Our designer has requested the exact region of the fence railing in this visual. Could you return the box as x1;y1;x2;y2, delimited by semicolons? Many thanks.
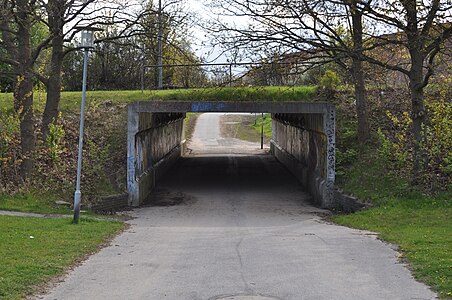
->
140;61;317;91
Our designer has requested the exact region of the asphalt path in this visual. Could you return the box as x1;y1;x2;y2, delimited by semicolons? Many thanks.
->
188;113;267;155
37;113;436;300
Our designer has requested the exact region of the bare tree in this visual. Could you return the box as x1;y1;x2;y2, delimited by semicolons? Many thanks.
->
138;0;198;88
0;0;51;178
206;0;372;142
0;0;145;178
206;0;452;182
39;0;146;138
357;0;452;182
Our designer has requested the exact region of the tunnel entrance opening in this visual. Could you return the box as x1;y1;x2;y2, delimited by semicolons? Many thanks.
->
127;101;335;208
186;112;271;157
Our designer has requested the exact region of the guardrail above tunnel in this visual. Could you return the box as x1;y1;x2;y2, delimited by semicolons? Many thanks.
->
127;101;335;208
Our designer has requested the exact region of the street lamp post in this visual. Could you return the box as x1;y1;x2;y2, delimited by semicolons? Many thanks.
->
157;0;163;89
73;29;95;224
261;113;264;149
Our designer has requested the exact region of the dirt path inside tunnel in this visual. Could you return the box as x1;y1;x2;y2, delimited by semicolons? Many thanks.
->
36;113;436;300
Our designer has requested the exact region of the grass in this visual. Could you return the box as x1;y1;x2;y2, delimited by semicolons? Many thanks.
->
220;114;260;143
0;86;318;112
183;112;201;142
0;216;124;299
334;146;452;298
251;113;272;140
0;192;108;218
0;193;73;215
334;195;451;298
219;113;272;144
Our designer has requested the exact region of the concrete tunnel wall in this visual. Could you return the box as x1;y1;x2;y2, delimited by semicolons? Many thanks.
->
127;107;185;206
271;110;335;208
127;101;335;208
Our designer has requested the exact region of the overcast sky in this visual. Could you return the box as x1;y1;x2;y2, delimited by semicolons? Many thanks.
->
184;0;223;63
183;0;248;63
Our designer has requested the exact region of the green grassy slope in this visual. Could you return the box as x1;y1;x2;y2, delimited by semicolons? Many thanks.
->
0;86;318;113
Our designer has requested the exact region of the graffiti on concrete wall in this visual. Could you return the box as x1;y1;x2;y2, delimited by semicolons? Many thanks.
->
272;108;335;207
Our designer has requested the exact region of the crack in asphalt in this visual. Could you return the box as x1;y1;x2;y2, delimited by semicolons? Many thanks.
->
234;237;255;295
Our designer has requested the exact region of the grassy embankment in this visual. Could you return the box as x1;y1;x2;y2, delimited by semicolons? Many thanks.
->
0;216;124;300
251;113;272;140
0;86;318;112
220;113;272;143
183;112;201;143
330;86;451;298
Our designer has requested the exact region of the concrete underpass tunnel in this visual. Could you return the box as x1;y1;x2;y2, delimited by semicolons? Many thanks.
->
127;101;336;208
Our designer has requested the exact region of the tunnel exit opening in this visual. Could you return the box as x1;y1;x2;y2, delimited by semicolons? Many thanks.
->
127;101;335;209
186;112;271;157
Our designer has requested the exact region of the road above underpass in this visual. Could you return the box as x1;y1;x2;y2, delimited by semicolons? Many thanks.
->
37;113;436;300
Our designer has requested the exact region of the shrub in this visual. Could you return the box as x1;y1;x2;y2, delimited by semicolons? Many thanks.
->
376;85;452;190
46;113;66;162
319;70;341;91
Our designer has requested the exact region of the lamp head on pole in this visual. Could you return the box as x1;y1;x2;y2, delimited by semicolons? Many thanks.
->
80;30;94;48
76;26;103;49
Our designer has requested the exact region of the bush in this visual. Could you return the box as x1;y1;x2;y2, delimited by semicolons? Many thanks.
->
0;103;127;204
423;90;452;189
0;110;22;190
46;113;66;162
376;86;452;191
319;70;341;91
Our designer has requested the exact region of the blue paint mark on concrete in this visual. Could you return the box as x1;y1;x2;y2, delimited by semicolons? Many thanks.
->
191;102;226;112
127;156;136;190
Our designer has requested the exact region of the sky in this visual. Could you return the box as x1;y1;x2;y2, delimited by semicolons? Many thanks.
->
182;0;248;64
184;0;224;63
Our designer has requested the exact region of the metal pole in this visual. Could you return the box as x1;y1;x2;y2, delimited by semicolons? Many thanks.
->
229;64;232;87
141;65;144;93
73;48;89;224
157;0;163;89
261;113;264;149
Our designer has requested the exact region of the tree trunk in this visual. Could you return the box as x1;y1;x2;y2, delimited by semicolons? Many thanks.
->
350;1;370;142
14;72;35;180
409;51;426;185
42;0;65;139
351;57;371;142
42;34;64;139
403;0;427;185
15;1;35;180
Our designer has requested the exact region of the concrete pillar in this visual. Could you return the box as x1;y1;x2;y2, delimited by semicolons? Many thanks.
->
127;104;139;206
324;105;336;207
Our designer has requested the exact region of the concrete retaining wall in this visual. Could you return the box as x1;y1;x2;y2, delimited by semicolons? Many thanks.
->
128;106;185;206
91;194;129;213
271;108;335;208
334;189;370;212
